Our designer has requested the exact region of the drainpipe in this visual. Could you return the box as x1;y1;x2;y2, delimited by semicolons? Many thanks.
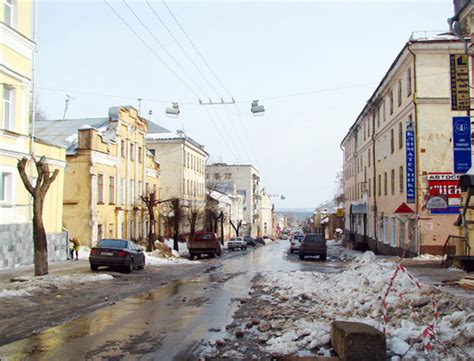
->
407;43;420;255
371;108;377;253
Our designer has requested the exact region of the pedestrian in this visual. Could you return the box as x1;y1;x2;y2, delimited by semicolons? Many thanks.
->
69;237;80;260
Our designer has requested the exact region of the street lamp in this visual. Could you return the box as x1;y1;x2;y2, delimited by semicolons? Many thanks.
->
165;102;180;118
250;100;265;116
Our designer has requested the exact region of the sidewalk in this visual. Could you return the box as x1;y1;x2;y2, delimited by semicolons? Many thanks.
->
0;258;90;286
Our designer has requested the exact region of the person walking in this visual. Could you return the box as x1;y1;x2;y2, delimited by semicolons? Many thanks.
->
70;237;80;260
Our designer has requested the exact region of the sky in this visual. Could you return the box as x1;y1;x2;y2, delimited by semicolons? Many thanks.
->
35;0;453;209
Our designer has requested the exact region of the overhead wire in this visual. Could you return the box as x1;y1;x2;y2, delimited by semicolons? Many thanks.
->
103;0;200;99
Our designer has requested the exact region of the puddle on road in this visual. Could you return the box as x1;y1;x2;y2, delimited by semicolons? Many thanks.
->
0;241;347;360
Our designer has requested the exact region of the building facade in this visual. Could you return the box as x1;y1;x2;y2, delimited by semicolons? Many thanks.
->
341;35;469;256
206;164;261;237
35;106;160;248
145;127;208;236
0;0;67;269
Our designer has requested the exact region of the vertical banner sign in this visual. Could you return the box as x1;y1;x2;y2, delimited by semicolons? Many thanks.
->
453;116;472;173
450;54;470;111
406;120;416;203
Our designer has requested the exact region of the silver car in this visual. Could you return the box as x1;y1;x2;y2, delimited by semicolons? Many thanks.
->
228;237;247;250
289;234;305;253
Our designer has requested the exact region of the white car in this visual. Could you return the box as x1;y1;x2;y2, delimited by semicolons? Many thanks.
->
290;234;305;253
228;237;247;250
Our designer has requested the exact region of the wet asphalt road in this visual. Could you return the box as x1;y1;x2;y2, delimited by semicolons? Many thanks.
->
0;240;344;361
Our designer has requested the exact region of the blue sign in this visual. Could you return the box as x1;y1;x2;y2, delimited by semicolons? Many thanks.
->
453;116;472;174
406;122;416;203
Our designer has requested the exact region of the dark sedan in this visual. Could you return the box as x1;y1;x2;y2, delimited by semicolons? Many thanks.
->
255;237;265;245
89;239;145;272
244;236;256;247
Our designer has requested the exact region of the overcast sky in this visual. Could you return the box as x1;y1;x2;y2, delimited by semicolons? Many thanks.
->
35;0;453;209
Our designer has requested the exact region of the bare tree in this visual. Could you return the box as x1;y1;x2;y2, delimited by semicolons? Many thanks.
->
141;192;159;252
334;170;345;205
230;219;243;237
187;202;202;241
17;156;59;276
169;198;183;252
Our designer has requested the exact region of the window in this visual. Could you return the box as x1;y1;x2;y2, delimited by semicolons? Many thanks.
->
368;178;371;196
389;90;394;114
391;169;395;195
0;172;12;203
368;148;371;167
121;140;126;158
363;122;366;141
145;182;149;195
399;166;404;193
183;151;186;166
398;123;403;149
138;147;142;163
398;79;402;106
383;99;386;122
390;129;394;154
4;0;15;27
367;118;370;138
214;173;221;180
98;224;103;241
109;176;115;204
407;68;412;96
138;181;142;200
130;143;135;161
97;174;104;203
149;149;155;157
120;178;125;204
377;106;381;128
225;172;231;180
108;223;114;237
129;180;134;204
384;172;387;195
378;174;381;197
383;135;388;157
2;85;14;130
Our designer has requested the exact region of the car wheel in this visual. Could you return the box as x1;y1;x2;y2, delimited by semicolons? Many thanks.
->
210;252;216;258
244;246;247;250
299;254;304;260
321;254;327;261
138;259;145;270
189;253;195;260
126;259;133;273
90;264;98;271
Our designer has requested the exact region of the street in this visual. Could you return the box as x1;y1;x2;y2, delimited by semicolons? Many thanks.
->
0;240;357;360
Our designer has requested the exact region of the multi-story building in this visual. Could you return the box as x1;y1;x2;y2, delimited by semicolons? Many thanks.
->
145;126;208;236
35;106;160;247
206;164;260;236
0;0;67;269
341;34;469;256
258;191;273;237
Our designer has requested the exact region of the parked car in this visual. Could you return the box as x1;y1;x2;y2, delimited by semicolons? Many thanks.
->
263;235;274;241
289;234;305;253
255;237;265;245
188;232;222;260
299;233;327;261
228;237;247;250
244;236;256;247
89;239;145;272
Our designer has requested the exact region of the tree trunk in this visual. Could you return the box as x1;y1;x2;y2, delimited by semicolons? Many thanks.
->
33;197;48;276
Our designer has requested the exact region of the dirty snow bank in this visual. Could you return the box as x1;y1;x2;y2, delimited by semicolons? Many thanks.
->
145;252;197;266
413;253;444;261
0;273;114;298
145;240;197;265
254;251;473;359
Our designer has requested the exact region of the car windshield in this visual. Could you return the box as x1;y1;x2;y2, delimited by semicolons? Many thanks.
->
304;235;324;242
195;234;212;240
97;239;128;249
293;235;304;241
231;238;242;241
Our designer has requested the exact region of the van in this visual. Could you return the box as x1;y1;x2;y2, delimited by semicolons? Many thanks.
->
188;232;222;260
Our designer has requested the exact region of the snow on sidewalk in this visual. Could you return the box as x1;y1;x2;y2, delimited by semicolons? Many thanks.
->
0;273;114;298
251;251;473;359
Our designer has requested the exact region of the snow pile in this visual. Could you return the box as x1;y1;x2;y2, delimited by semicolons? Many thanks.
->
78;246;90;260
252;251;473;359
164;238;190;257
264;238;272;245
0;273;113;298
413;254;444;261
145;252;196;266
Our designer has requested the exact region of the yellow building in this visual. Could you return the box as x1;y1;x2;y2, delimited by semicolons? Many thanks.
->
341;33;469;256
0;0;67;269
35;106;160;247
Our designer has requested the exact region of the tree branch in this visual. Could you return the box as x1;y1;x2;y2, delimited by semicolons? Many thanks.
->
17;158;35;196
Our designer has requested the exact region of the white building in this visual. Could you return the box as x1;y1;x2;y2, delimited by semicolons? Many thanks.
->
206;164;260;236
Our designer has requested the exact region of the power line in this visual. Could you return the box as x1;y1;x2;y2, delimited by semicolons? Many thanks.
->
103;0;199;98
146;0;222;98
122;0;206;98
161;0;233;98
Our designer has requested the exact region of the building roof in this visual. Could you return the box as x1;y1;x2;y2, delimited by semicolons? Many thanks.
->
35;118;109;154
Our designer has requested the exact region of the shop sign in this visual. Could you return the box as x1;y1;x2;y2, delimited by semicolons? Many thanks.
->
453;116;472;173
406;120;416;203
450;54;470;111
426;195;448;210
427;173;461;214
